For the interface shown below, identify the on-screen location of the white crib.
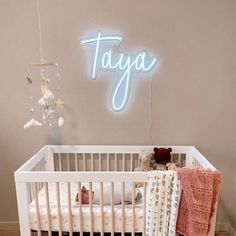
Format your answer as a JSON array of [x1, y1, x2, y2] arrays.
[[15, 145, 218, 236]]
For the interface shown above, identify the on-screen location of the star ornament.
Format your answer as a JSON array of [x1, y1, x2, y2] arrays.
[[26, 76, 32, 84], [55, 97, 64, 109]]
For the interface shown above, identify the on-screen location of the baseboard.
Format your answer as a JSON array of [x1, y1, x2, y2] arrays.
[[216, 222, 236, 236], [216, 222, 231, 232], [0, 221, 19, 231]]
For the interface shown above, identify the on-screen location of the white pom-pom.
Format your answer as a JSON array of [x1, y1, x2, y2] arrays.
[[58, 117, 64, 127]]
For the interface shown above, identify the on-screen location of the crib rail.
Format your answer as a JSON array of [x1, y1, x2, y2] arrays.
[[15, 171, 147, 183], [53, 153, 139, 172], [15, 145, 217, 236], [16, 145, 211, 172], [52, 152, 188, 172]]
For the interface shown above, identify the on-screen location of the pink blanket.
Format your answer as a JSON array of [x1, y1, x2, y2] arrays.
[[176, 168, 222, 236]]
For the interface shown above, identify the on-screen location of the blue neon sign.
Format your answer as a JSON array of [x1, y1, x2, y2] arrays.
[[81, 32, 158, 112]]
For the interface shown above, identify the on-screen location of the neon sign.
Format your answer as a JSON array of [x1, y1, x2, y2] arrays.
[[81, 32, 158, 112]]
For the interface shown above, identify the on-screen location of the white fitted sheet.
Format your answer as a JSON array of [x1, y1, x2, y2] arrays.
[[29, 182, 144, 232]]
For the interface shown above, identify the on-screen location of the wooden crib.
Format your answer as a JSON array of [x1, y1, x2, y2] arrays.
[[14, 145, 217, 236]]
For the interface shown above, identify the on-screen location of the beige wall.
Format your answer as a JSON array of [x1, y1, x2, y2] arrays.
[[0, 0, 236, 229]]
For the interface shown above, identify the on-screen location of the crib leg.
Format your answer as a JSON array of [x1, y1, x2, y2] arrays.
[[15, 182, 31, 236]]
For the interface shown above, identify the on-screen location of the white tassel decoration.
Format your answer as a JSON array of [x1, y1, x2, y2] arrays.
[[58, 117, 64, 127]]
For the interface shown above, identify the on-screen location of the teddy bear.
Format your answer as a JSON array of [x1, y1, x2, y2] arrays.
[[153, 147, 172, 165], [134, 151, 153, 187], [134, 151, 153, 172]]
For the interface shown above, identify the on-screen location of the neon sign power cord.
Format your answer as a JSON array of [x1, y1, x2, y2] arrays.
[[149, 75, 154, 145]]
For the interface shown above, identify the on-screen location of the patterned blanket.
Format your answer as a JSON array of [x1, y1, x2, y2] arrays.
[[146, 171, 181, 236]]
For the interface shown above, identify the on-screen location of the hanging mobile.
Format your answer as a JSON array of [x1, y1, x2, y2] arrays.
[[24, 0, 65, 129]]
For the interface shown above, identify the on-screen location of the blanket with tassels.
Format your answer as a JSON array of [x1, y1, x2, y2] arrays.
[[146, 171, 181, 236]]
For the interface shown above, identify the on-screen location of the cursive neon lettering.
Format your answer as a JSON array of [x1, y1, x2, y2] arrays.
[[81, 32, 157, 111]]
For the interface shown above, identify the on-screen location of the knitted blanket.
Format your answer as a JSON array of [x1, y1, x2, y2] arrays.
[[176, 168, 222, 236], [146, 171, 181, 236]]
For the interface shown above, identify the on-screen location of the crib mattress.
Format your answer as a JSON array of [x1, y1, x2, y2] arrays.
[[29, 182, 144, 232]]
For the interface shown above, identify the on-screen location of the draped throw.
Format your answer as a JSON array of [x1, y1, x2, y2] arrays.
[[146, 171, 181, 236]]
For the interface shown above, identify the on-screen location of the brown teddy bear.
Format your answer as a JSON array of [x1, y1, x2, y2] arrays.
[[153, 147, 172, 165]]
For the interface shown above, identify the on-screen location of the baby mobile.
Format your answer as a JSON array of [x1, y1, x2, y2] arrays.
[[24, 0, 64, 129]]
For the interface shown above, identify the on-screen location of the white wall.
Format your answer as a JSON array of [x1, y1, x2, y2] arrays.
[[0, 0, 236, 230]]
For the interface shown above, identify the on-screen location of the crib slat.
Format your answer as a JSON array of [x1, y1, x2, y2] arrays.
[[58, 153, 62, 171], [45, 182, 52, 236], [40, 181, 43, 191], [121, 182, 125, 236], [132, 183, 135, 236], [78, 182, 83, 235], [143, 182, 147, 236], [107, 153, 109, 171], [34, 182, 41, 236], [178, 153, 181, 166], [99, 153, 102, 171], [130, 154, 133, 171], [56, 182, 62, 236], [67, 153, 70, 171], [75, 153, 78, 171], [91, 153, 94, 171], [29, 183, 33, 202], [27, 183, 32, 203], [26, 183, 31, 205], [114, 153, 117, 171], [100, 182, 104, 236], [83, 153, 86, 171], [122, 154, 125, 172], [32, 183, 36, 200], [67, 182, 73, 236], [89, 182, 94, 235], [111, 182, 115, 236]]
